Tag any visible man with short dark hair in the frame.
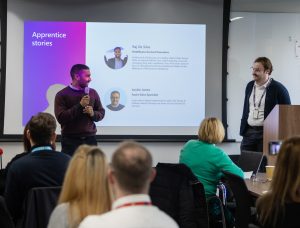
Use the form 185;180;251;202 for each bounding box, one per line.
4;112;70;222
104;47;128;69
79;141;178;228
106;90;125;111
55;64;105;156
240;57;291;152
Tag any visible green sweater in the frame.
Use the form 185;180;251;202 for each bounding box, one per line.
179;140;244;198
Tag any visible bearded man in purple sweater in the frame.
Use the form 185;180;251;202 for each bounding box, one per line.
54;64;105;156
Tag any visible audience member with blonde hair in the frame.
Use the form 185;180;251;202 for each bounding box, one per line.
180;117;244;198
256;136;300;228
79;141;178;228
48;145;111;228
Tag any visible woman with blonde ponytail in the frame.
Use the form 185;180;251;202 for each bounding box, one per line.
48;145;111;228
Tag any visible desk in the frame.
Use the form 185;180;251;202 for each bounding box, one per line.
245;173;271;197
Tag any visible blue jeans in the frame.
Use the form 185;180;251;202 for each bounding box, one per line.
61;135;97;156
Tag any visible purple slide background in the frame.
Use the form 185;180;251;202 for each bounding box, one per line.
23;21;86;125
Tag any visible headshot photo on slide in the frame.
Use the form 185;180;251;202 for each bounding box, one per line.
106;89;126;111
104;46;128;69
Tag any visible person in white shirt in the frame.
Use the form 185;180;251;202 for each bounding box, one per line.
79;141;179;228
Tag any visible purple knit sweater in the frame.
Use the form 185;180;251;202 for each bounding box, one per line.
54;86;105;136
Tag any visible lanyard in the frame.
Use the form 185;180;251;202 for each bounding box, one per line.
115;202;152;210
31;146;52;153
253;78;272;109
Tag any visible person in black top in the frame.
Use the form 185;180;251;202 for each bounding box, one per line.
256;136;300;227
0;123;30;195
4;112;70;223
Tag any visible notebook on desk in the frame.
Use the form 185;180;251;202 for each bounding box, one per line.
243;171;254;179
238;150;264;177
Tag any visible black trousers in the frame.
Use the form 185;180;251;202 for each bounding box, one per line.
241;127;263;152
61;135;97;156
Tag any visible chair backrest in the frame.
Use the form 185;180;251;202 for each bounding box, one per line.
238;150;263;175
22;186;61;228
149;163;209;228
0;195;15;228
228;154;240;166
222;170;254;228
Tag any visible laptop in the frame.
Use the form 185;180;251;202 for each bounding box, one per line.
238;150;264;177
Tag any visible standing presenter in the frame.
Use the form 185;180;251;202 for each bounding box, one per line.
240;57;291;152
55;64;105;156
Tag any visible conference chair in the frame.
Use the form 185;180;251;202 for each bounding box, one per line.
0;195;15;228
222;170;257;228
22;186;61;228
149;163;209;228
228;154;240;166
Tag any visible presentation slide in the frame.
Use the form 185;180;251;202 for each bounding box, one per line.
23;21;206;129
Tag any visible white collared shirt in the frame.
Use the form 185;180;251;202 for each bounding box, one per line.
79;194;178;228
112;194;151;209
69;84;83;91
247;78;271;126
115;58;123;69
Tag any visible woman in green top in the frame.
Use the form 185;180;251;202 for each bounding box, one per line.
179;117;244;198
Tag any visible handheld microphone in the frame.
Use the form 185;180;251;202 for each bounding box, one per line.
84;87;90;95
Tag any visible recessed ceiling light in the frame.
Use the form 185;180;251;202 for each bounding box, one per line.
230;17;244;21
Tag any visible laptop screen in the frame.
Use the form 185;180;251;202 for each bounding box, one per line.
238;150;264;176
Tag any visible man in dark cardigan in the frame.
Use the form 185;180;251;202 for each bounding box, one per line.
240;57;291;152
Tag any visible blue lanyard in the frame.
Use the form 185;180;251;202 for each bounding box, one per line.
31;146;52;153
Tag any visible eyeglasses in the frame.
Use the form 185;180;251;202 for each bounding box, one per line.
250;67;264;73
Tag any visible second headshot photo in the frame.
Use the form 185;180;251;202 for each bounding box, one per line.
106;90;126;111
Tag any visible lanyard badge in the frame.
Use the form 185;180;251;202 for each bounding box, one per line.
253;108;259;119
252;78;272;119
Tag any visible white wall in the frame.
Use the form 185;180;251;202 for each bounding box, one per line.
227;12;300;141
0;142;241;168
